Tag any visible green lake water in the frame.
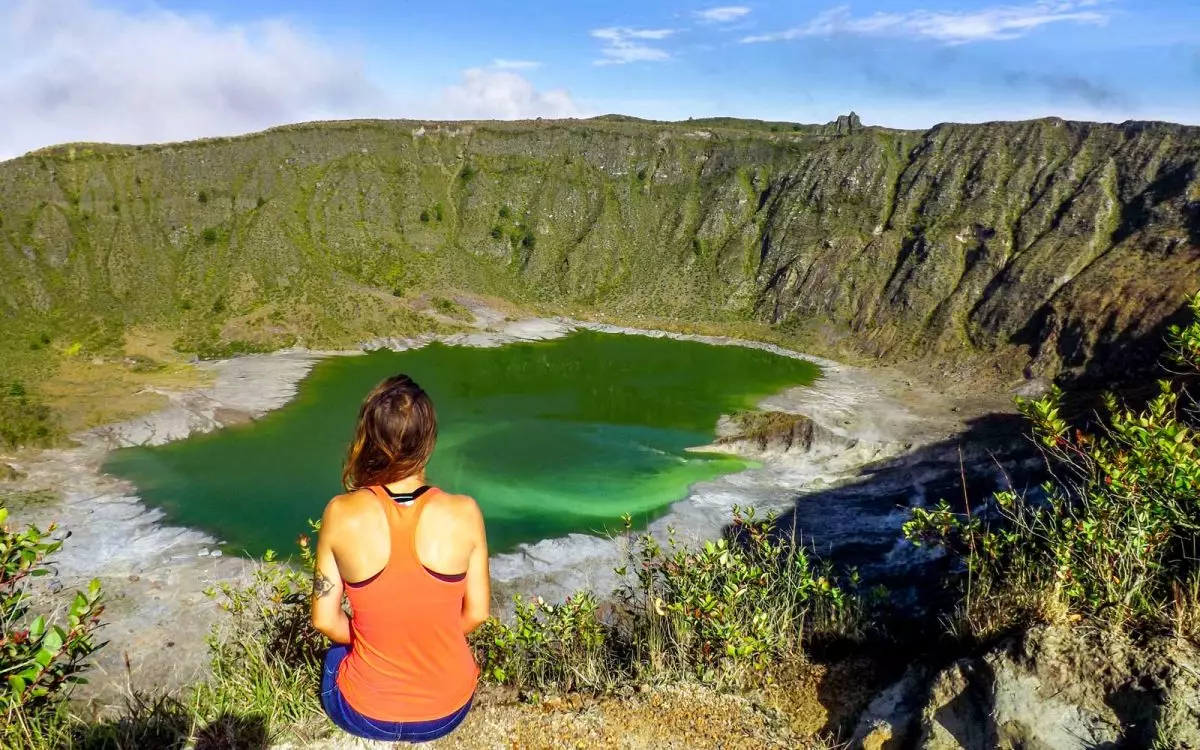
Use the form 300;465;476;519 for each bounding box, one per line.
103;331;819;556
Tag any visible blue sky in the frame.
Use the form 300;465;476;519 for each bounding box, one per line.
1;0;1198;157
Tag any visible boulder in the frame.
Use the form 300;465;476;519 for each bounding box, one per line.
850;665;928;750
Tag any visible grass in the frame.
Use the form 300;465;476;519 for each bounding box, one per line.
429;296;474;322
41;352;208;434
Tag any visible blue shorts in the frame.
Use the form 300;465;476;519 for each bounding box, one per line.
320;645;473;743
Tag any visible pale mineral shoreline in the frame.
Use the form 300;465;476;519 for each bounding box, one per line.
3;315;977;709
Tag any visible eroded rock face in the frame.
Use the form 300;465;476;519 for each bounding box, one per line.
867;624;1200;750
715;411;857;456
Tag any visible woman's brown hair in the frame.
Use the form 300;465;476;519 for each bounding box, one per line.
342;374;438;490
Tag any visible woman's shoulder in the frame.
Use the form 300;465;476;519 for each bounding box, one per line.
425;489;483;526
427;489;480;512
322;488;384;528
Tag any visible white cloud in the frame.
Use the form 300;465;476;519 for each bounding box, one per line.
591;27;677;65
696;6;752;23
742;1;1111;45
0;0;384;158
0;0;581;158
491;59;542;70
435;68;579;119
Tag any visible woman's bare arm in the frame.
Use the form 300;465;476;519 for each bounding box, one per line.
460;498;491;634
311;499;352;644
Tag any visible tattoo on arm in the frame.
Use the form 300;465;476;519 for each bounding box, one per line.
313;570;335;598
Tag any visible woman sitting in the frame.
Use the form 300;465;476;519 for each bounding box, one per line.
311;374;489;743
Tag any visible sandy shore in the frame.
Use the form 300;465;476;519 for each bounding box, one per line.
2;314;987;708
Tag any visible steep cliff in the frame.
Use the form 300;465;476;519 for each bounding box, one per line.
1;116;1197;381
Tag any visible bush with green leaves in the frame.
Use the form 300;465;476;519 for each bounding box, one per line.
1;506;104;745
617;508;860;683
472;507;861;693
905;292;1200;637
473;592;610;694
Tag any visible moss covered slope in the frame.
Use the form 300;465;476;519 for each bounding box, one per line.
1;116;1198;380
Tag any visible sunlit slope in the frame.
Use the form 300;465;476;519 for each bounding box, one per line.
2;116;1198;380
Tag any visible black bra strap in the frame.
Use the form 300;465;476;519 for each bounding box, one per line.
382;484;431;502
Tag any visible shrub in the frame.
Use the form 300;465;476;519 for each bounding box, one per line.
0;387;60;450
419;209;430;223
197;190;208;204
471;508;861;692
1;506;104;747
473;592;610;694
430;297;471;321
499;206;511;219
618;509;860;682
490;226;503;240
201;227;218;245
905;292;1200;638
79;318;125;355
520;229;535;250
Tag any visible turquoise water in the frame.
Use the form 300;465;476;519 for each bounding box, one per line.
103;331;819;555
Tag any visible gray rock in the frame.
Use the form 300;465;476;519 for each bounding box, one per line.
910;625;1200;749
917;659;998;750
851;664;928;750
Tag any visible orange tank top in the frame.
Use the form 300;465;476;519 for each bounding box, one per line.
336;486;479;722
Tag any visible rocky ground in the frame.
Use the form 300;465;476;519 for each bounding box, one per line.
269;657;888;750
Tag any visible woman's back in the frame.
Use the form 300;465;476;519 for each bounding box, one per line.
325;484;481;722
311;373;490;741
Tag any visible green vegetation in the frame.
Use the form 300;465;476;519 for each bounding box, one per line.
429;296;472;321
2;111;1200;740
0;383;60;450
476;509;861;693
2;506;103;748
906;292;1200;642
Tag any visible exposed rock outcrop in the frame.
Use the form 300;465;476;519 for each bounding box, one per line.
849;624;1200;749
